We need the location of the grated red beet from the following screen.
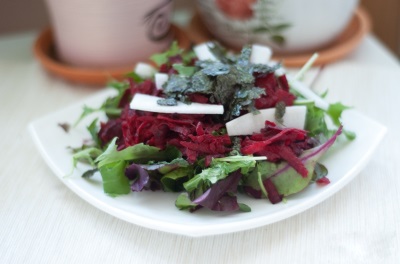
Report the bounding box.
[241,122,312,177]
[99,73,313,177]
[187,93,209,104]
[100,82,234,165]
[98,119,123,147]
[316,176,331,185]
[263,178,283,204]
[254,73,296,109]
[243,186,262,199]
[180,134,232,163]
[277,75,290,91]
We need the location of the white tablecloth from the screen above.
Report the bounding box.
[1,31,399,263]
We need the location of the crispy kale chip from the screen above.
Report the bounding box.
[160,44,281,121]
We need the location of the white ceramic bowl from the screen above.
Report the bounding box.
[196,0,359,53]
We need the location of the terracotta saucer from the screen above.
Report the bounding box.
[187,7,371,67]
[33,25,191,86]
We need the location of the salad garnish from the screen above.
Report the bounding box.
[70,42,354,213]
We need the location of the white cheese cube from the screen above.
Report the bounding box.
[134,62,156,79]
[250,44,273,64]
[155,73,169,90]
[193,43,218,61]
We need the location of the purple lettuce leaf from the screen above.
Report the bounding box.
[192,170,242,211]
[125,163,150,192]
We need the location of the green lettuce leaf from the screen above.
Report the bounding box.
[183,156,258,193]
[161,167,192,192]
[150,41,181,66]
[98,160,131,197]
[327,102,351,126]
[172,64,197,77]
[95,138,181,168]
[175,193,197,210]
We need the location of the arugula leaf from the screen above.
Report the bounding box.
[295,99,355,140]
[74,82,128,126]
[311,162,328,182]
[326,102,356,140]
[181,50,196,64]
[175,193,197,210]
[82,168,98,179]
[143,158,189,175]
[301,101,331,138]
[95,138,160,168]
[151,40,195,67]
[238,203,251,212]
[183,158,257,193]
[95,138,181,168]
[87,118,101,148]
[213,155,267,162]
[342,129,356,140]
[150,41,181,66]
[161,167,192,192]
[327,102,351,126]
[98,160,131,196]
[71,147,103,171]
[73,105,98,127]
[125,72,144,83]
[172,64,196,77]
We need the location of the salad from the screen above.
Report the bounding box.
[71,42,353,213]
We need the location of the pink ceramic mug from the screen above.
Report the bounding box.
[45,0,173,68]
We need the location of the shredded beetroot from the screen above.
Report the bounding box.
[254,72,296,109]
[241,122,313,177]
[278,145,308,177]
[129,79,161,97]
[243,186,262,199]
[316,176,331,185]
[187,93,209,104]
[263,178,283,204]
[98,119,123,147]
[181,134,232,163]
[277,75,290,91]
[102,81,233,164]
[99,73,315,176]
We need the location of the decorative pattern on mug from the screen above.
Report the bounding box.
[144,0,172,42]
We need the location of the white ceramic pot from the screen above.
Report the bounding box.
[45,0,173,68]
[196,0,359,53]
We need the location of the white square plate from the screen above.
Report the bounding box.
[29,88,386,237]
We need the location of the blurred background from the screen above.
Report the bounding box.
[0,0,399,58]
